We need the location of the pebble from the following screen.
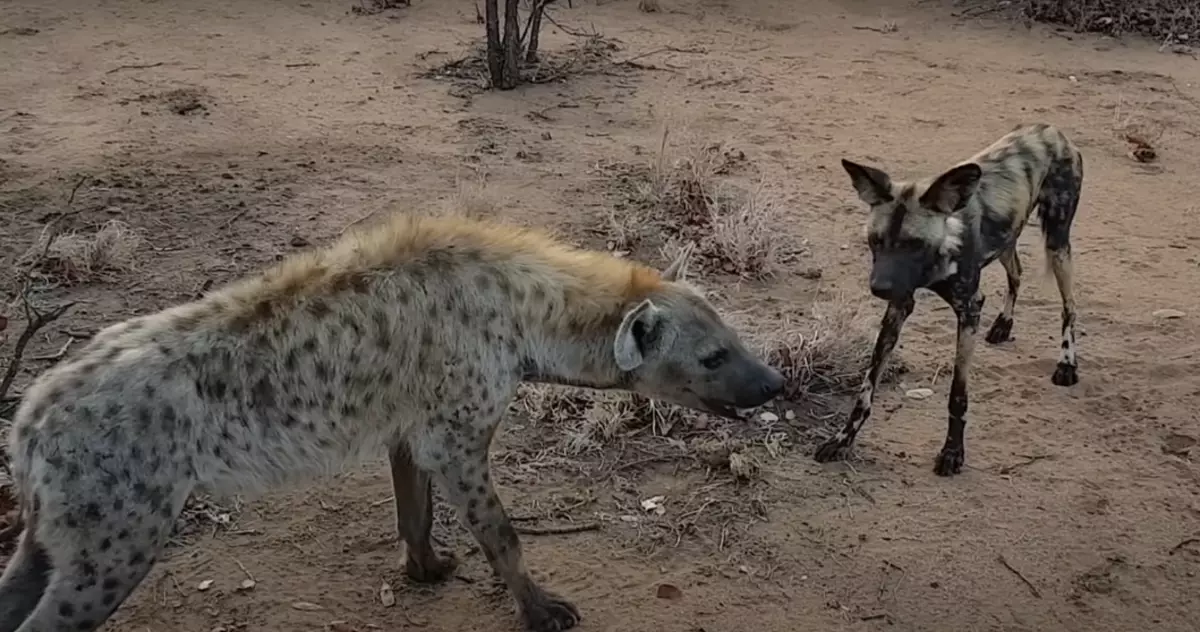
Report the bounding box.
[905,388,934,400]
[1153,309,1185,320]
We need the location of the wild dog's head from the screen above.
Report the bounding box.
[611,243,784,419]
[840,158,982,302]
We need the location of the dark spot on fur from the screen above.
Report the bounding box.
[59,602,75,618]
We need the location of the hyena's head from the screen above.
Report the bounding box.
[840,158,982,302]
[611,244,785,419]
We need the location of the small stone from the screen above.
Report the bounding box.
[800,267,823,280]
[290,235,311,248]
[758,411,779,423]
[197,579,214,592]
[237,579,256,591]
[905,388,934,400]
[1153,309,1185,320]
[655,583,683,600]
[291,601,324,611]
[379,581,396,607]
[785,410,796,421]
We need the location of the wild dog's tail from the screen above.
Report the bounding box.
[0,511,51,632]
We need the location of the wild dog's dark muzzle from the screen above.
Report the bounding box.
[869,250,935,301]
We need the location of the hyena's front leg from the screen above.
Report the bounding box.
[935,289,984,476]
[417,420,580,632]
[389,442,458,583]
[813,297,915,463]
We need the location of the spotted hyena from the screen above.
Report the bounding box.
[0,215,784,632]
[813,123,1083,476]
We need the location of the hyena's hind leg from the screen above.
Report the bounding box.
[388,442,458,584]
[0,524,51,632]
[11,484,191,632]
[1037,155,1083,387]
[984,246,1022,344]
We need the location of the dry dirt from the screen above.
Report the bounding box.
[2,0,1200,631]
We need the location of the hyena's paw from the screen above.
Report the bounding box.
[933,444,965,477]
[984,315,1014,345]
[813,435,852,464]
[405,551,459,584]
[522,590,582,632]
[1051,362,1079,387]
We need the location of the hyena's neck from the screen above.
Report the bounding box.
[511,286,636,392]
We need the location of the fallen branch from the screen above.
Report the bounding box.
[105,62,165,74]
[514,521,600,535]
[0,291,76,405]
[996,553,1042,598]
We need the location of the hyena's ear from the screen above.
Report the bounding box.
[661,241,695,282]
[614,298,666,371]
[920,163,983,213]
[841,159,893,206]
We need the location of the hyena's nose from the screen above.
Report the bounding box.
[761,368,785,401]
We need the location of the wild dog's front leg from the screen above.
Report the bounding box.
[814,297,915,463]
[418,422,580,632]
[936,290,983,476]
[389,442,458,583]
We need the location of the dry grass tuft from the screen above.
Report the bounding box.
[638,0,662,13]
[599,126,799,280]
[1110,97,1165,163]
[19,220,142,285]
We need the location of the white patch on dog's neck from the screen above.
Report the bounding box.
[940,214,965,256]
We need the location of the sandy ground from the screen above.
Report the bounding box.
[2,0,1199,630]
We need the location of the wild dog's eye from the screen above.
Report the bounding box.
[700,348,728,370]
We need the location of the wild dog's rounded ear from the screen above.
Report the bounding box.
[614,298,664,371]
[661,241,695,282]
[921,163,982,214]
[841,159,893,206]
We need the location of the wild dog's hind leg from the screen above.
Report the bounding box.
[1038,156,1083,387]
[814,297,915,464]
[985,246,1021,344]
[389,442,457,583]
[415,416,580,632]
[935,289,984,476]
[1048,247,1079,386]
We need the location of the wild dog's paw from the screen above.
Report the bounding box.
[934,444,965,477]
[984,315,1013,344]
[1051,362,1078,387]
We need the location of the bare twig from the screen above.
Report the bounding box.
[998,453,1052,475]
[285,62,319,68]
[1169,536,1199,555]
[29,338,73,362]
[996,553,1042,598]
[619,46,706,64]
[0,292,77,404]
[105,62,165,75]
[515,521,600,535]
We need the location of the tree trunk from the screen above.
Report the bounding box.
[484,0,503,88]
[525,0,547,64]
[498,0,522,89]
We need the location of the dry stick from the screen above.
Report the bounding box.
[0,296,77,404]
[620,46,706,64]
[996,553,1042,598]
[515,521,599,535]
[105,62,165,74]
[1169,536,1199,555]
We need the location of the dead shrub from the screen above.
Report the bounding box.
[602,127,797,280]
[972,0,1200,42]
[20,220,142,284]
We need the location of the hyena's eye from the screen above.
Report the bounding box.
[700,348,729,370]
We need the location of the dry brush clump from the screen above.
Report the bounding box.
[17,219,142,285]
[599,128,800,280]
[970,0,1200,42]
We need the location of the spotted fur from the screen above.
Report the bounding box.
[0,214,783,632]
[815,123,1084,476]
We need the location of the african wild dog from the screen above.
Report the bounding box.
[0,215,784,632]
[813,123,1083,476]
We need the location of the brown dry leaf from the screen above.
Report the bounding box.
[656,583,683,599]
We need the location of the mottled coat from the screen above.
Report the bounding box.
[0,214,782,632]
[815,123,1083,476]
